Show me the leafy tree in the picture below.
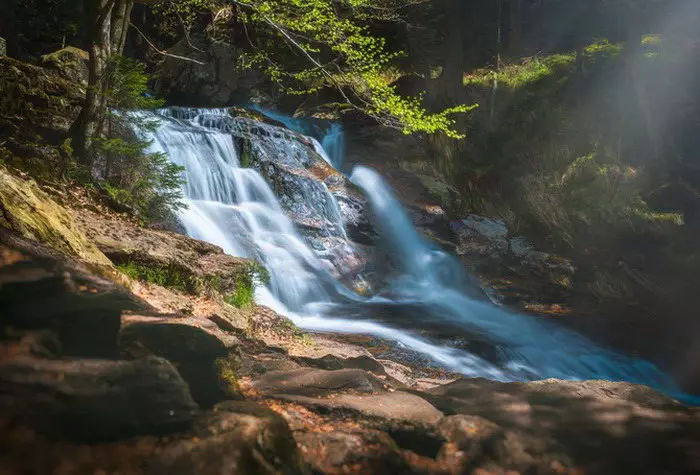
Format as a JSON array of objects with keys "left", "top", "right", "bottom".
[
  {"left": 72, "top": 0, "right": 474, "bottom": 165},
  {"left": 85, "top": 55, "right": 186, "bottom": 222}
]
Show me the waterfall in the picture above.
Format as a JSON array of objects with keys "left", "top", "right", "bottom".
[{"left": 138, "top": 107, "right": 696, "bottom": 403}]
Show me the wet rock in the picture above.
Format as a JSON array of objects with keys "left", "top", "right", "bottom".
[
  {"left": 120, "top": 315, "right": 242, "bottom": 407},
  {"left": 0, "top": 232, "right": 143, "bottom": 358},
  {"left": 0, "top": 355, "right": 197, "bottom": 441},
  {"left": 151, "top": 400, "right": 308, "bottom": 475},
  {"left": 253, "top": 368, "right": 387, "bottom": 397}
]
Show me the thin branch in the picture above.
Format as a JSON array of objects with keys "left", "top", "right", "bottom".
[{"left": 129, "top": 22, "right": 205, "bottom": 64}]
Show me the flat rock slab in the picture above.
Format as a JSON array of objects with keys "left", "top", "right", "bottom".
[
  {"left": 252, "top": 368, "right": 387, "bottom": 397},
  {"left": 0, "top": 355, "right": 197, "bottom": 441},
  {"left": 278, "top": 391, "right": 444, "bottom": 426},
  {"left": 120, "top": 314, "right": 240, "bottom": 361}
]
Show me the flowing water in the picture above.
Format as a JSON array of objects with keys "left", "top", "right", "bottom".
[{"left": 139, "top": 107, "right": 697, "bottom": 403}]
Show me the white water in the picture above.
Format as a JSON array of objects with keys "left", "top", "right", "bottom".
[{"left": 140, "top": 107, "right": 695, "bottom": 402}]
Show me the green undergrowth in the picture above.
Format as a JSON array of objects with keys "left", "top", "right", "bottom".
[
  {"left": 224, "top": 261, "right": 270, "bottom": 309},
  {"left": 117, "top": 261, "right": 203, "bottom": 294},
  {"left": 118, "top": 259, "right": 270, "bottom": 305},
  {"left": 464, "top": 40, "right": 622, "bottom": 90}
]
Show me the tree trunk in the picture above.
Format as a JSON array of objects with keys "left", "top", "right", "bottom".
[
  {"left": 71, "top": 0, "right": 117, "bottom": 163},
  {"left": 111, "top": 0, "right": 134, "bottom": 55}
]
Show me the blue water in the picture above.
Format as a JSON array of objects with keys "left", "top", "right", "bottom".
[{"left": 142, "top": 106, "right": 700, "bottom": 405}]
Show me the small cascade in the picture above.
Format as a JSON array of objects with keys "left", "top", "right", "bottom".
[{"left": 137, "top": 106, "right": 696, "bottom": 403}]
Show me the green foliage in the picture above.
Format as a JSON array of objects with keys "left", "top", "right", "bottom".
[
  {"left": 224, "top": 260, "right": 269, "bottom": 308},
  {"left": 161, "top": 0, "right": 474, "bottom": 138},
  {"left": 117, "top": 261, "right": 198, "bottom": 293},
  {"left": 93, "top": 56, "right": 186, "bottom": 222}
]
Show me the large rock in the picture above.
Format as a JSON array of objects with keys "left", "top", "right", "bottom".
[
  {"left": 155, "top": 36, "right": 262, "bottom": 107},
  {"left": 0, "top": 355, "right": 198, "bottom": 441},
  {"left": 417, "top": 378, "right": 700, "bottom": 475},
  {"left": 0, "top": 167, "right": 112, "bottom": 267},
  {"left": 74, "top": 208, "right": 250, "bottom": 295},
  {"left": 120, "top": 314, "right": 242, "bottom": 407},
  {"left": 0, "top": 232, "right": 143, "bottom": 358},
  {"left": 150, "top": 400, "right": 309, "bottom": 475},
  {"left": 0, "top": 57, "right": 83, "bottom": 175},
  {"left": 39, "top": 47, "right": 89, "bottom": 87},
  {"left": 120, "top": 314, "right": 240, "bottom": 360},
  {"left": 0, "top": 37, "right": 6, "bottom": 57}
]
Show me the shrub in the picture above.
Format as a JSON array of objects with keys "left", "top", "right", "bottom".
[{"left": 224, "top": 261, "right": 269, "bottom": 308}]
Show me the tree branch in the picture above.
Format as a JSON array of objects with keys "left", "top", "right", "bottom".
[{"left": 129, "top": 22, "right": 205, "bottom": 64}]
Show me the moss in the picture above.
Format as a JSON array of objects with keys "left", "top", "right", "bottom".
[
  {"left": 214, "top": 356, "right": 242, "bottom": 398},
  {"left": 116, "top": 260, "right": 201, "bottom": 294},
  {"left": 223, "top": 261, "right": 269, "bottom": 308},
  {"left": 0, "top": 166, "right": 112, "bottom": 267}
]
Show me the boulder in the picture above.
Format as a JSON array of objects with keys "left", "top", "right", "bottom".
[
  {"left": 150, "top": 400, "right": 309, "bottom": 475},
  {"left": 0, "top": 232, "right": 143, "bottom": 358},
  {"left": 418, "top": 378, "right": 700, "bottom": 475},
  {"left": 120, "top": 314, "right": 240, "bottom": 360},
  {"left": 0, "top": 355, "right": 197, "bottom": 441},
  {"left": 0, "top": 57, "right": 83, "bottom": 175},
  {"left": 155, "top": 36, "right": 262, "bottom": 107},
  {"left": 0, "top": 37, "right": 6, "bottom": 57},
  {"left": 39, "top": 47, "right": 89, "bottom": 86},
  {"left": 252, "top": 368, "right": 387, "bottom": 397},
  {"left": 0, "top": 168, "right": 113, "bottom": 267},
  {"left": 74, "top": 208, "right": 251, "bottom": 295},
  {"left": 120, "top": 314, "right": 242, "bottom": 406}
]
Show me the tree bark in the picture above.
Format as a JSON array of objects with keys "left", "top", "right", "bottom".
[
  {"left": 111, "top": 0, "right": 135, "bottom": 55},
  {"left": 71, "top": 0, "right": 117, "bottom": 163}
]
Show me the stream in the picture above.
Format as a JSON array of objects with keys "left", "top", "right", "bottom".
[{"left": 139, "top": 107, "right": 697, "bottom": 403}]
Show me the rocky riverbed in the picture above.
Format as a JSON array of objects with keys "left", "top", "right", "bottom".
[{"left": 2, "top": 164, "right": 700, "bottom": 475}]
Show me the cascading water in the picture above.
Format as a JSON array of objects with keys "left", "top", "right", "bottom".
[{"left": 139, "top": 107, "right": 696, "bottom": 403}]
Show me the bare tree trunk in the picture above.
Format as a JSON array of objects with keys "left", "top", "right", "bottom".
[
  {"left": 111, "top": 0, "right": 134, "bottom": 55},
  {"left": 71, "top": 0, "right": 117, "bottom": 163}
]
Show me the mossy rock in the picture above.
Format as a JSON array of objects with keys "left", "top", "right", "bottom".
[
  {"left": 0, "top": 166, "right": 112, "bottom": 267},
  {"left": 39, "top": 47, "right": 89, "bottom": 85}
]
